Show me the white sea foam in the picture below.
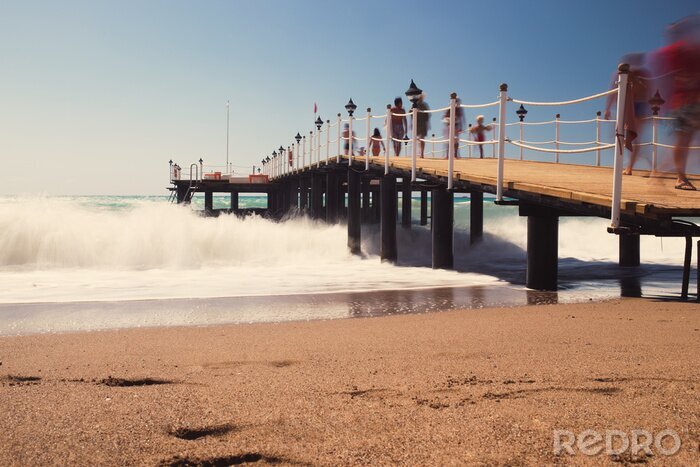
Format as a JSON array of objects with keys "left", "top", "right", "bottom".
[{"left": 0, "top": 196, "right": 691, "bottom": 305}]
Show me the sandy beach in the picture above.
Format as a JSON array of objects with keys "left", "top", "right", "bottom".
[{"left": 0, "top": 298, "right": 698, "bottom": 465}]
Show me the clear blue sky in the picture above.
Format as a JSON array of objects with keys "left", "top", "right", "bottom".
[{"left": 1, "top": 0, "right": 697, "bottom": 195}]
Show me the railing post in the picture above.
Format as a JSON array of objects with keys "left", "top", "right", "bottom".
[
  {"left": 496, "top": 84, "right": 508, "bottom": 202},
  {"left": 309, "top": 131, "right": 314, "bottom": 168},
  {"left": 385, "top": 104, "right": 391, "bottom": 175},
  {"left": 447, "top": 92, "right": 457, "bottom": 190},
  {"left": 492, "top": 117, "right": 497, "bottom": 158},
  {"left": 519, "top": 121, "right": 524, "bottom": 160},
  {"left": 326, "top": 120, "right": 330, "bottom": 164},
  {"left": 651, "top": 115, "right": 658, "bottom": 171},
  {"left": 431, "top": 133, "right": 435, "bottom": 158},
  {"left": 611, "top": 63, "right": 630, "bottom": 229},
  {"left": 467, "top": 126, "right": 472, "bottom": 158},
  {"left": 366, "top": 107, "right": 371, "bottom": 171},
  {"left": 595, "top": 111, "right": 602, "bottom": 166},
  {"left": 555, "top": 113, "right": 560, "bottom": 163},
  {"left": 411, "top": 105, "right": 418, "bottom": 182},
  {"left": 337, "top": 113, "right": 342, "bottom": 163},
  {"left": 649, "top": 90, "right": 664, "bottom": 172},
  {"left": 348, "top": 112, "right": 354, "bottom": 161}
]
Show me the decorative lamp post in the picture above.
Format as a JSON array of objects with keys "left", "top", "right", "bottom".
[
  {"left": 405, "top": 80, "right": 422, "bottom": 181},
  {"left": 295, "top": 132, "right": 302, "bottom": 171},
  {"left": 315, "top": 116, "right": 323, "bottom": 167},
  {"left": 345, "top": 99, "right": 357, "bottom": 159},
  {"left": 198, "top": 158, "right": 203, "bottom": 181},
  {"left": 516, "top": 104, "right": 528, "bottom": 160}
]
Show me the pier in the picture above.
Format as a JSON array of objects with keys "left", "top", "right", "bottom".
[{"left": 169, "top": 67, "right": 700, "bottom": 298}]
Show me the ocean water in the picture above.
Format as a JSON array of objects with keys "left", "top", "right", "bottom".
[{"left": 0, "top": 194, "right": 695, "bottom": 335}]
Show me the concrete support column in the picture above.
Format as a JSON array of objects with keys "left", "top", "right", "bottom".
[
  {"left": 401, "top": 180, "right": 412, "bottom": 228},
  {"left": 204, "top": 190, "right": 213, "bottom": 215},
  {"left": 311, "top": 174, "right": 323, "bottom": 219},
  {"left": 380, "top": 175, "right": 397, "bottom": 262},
  {"left": 292, "top": 181, "right": 300, "bottom": 211},
  {"left": 431, "top": 188, "right": 454, "bottom": 269},
  {"left": 347, "top": 169, "right": 361, "bottom": 254},
  {"left": 176, "top": 185, "right": 188, "bottom": 204},
  {"left": 338, "top": 181, "right": 346, "bottom": 221},
  {"left": 526, "top": 214, "right": 559, "bottom": 290},
  {"left": 230, "top": 191, "right": 239, "bottom": 213},
  {"left": 619, "top": 233, "right": 640, "bottom": 267},
  {"left": 420, "top": 191, "right": 428, "bottom": 226},
  {"left": 326, "top": 171, "right": 339, "bottom": 223},
  {"left": 299, "top": 178, "right": 309, "bottom": 212},
  {"left": 371, "top": 188, "right": 380, "bottom": 223},
  {"left": 361, "top": 179, "right": 371, "bottom": 223},
  {"left": 470, "top": 191, "right": 484, "bottom": 245}
]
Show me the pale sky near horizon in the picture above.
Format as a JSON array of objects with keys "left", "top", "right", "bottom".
[{"left": 1, "top": 0, "right": 698, "bottom": 195}]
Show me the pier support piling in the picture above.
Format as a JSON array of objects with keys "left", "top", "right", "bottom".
[
  {"left": 470, "top": 191, "right": 484, "bottom": 244},
  {"left": 289, "top": 180, "right": 299, "bottom": 212},
  {"left": 176, "top": 185, "right": 188, "bottom": 204},
  {"left": 347, "top": 169, "right": 361, "bottom": 254},
  {"left": 619, "top": 233, "right": 640, "bottom": 267},
  {"left": 299, "top": 177, "right": 309, "bottom": 213},
  {"left": 380, "top": 175, "right": 398, "bottom": 262},
  {"left": 326, "top": 171, "right": 339, "bottom": 223},
  {"left": 311, "top": 174, "right": 323, "bottom": 219},
  {"left": 681, "top": 236, "right": 692, "bottom": 300},
  {"left": 361, "top": 179, "right": 371, "bottom": 223},
  {"left": 420, "top": 191, "right": 428, "bottom": 226},
  {"left": 230, "top": 191, "right": 239, "bottom": 213},
  {"left": 431, "top": 188, "right": 454, "bottom": 269},
  {"left": 204, "top": 190, "right": 213, "bottom": 215},
  {"left": 526, "top": 213, "right": 559, "bottom": 290},
  {"left": 402, "top": 180, "right": 412, "bottom": 228}
]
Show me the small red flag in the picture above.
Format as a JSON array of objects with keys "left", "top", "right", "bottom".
[{"left": 314, "top": 102, "right": 317, "bottom": 114}]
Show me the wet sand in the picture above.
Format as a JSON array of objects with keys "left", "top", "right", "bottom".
[{"left": 0, "top": 298, "right": 698, "bottom": 465}]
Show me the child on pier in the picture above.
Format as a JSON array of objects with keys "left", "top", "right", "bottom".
[
  {"left": 469, "top": 115, "right": 493, "bottom": 159},
  {"left": 368, "top": 128, "right": 386, "bottom": 157}
]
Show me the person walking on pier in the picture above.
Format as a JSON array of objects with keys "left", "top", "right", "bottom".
[
  {"left": 342, "top": 123, "right": 356, "bottom": 156},
  {"left": 390, "top": 97, "right": 408, "bottom": 157},
  {"left": 415, "top": 93, "right": 430, "bottom": 158},
  {"left": 604, "top": 53, "right": 651, "bottom": 176},
  {"left": 469, "top": 115, "right": 493, "bottom": 159},
  {"left": 442, "top": 98, "right": 465, "bottom": 158},
  {"left": 368, "top": 128, "right": 385, "bottom": 157},
  {"left": 653, "top": 15, "right": 700, "bottom": 190}
]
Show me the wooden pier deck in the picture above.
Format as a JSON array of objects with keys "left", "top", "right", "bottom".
[{"left": 360, "top": 156, "right": 700, "bottom": 220}]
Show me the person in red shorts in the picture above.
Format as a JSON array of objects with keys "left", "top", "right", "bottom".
[{"left": 653, "top": 15, "right": 700, "bottom": 190}]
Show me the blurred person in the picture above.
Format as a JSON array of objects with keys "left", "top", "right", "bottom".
[
  {"left": 368, "top": 128, "right": 385, "bottom": 157},
  {"left": 342, "top": 123, "right": 356, "bottom": 156},
  {"left": 604, "top": 53, "right": 652, "bottom": 175},
  {"left": 653, "top": 14, "right": 700, "bottom": 190},
  {"left": 390, "top": 97, "right": 408, "bottom": 157},
  {"left": 469, "top": 115, "right": 493, "bottom": 159},
  {"left": 414, "top": 93, "right": 431, "bottom": 158},
  {"left": 442, "top": 98, "right": 465, "bottom": 158}
]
